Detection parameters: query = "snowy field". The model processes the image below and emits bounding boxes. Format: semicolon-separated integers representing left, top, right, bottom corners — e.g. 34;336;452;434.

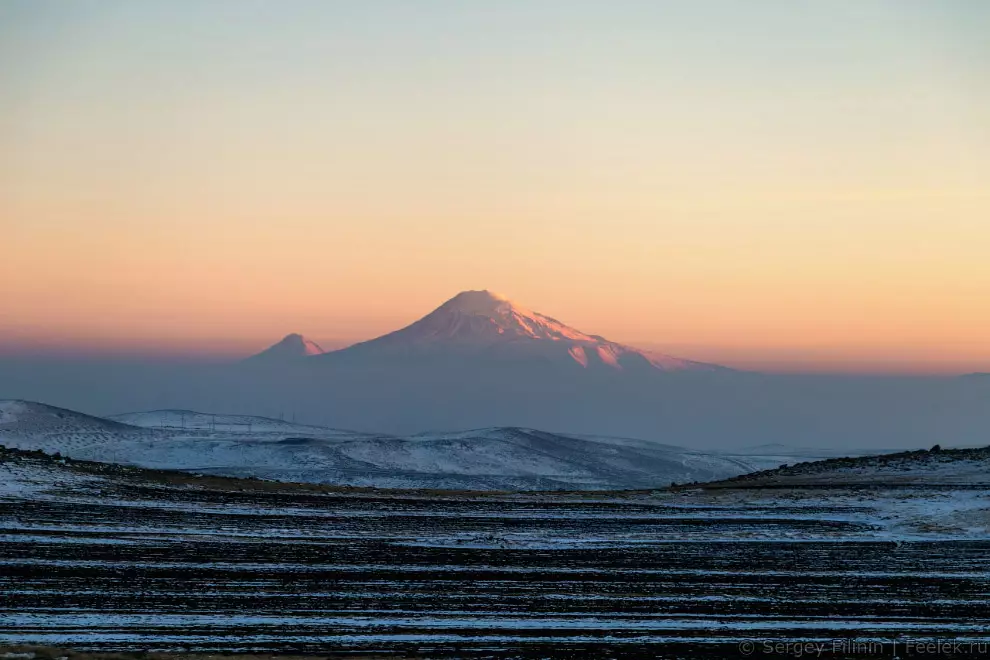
2;451;990;658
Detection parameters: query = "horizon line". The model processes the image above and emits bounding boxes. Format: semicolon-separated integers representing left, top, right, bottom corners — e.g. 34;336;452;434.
0;340;985;378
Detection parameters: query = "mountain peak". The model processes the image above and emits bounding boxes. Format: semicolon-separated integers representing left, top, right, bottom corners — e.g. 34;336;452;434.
441;290;514;315
425;290;592;343
246;333;324;362
326;290;727;373
278;334;324;355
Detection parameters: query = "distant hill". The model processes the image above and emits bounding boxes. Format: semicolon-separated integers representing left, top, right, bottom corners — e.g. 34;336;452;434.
110;409;359;437
705;445;990;487
1;400;802;490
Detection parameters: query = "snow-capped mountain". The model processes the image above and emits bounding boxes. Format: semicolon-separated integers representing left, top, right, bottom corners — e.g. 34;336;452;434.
321;290;724;372
246;333;325;362
222;291;736;436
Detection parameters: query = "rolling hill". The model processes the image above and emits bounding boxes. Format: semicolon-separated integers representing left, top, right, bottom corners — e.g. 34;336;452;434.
1;400;807;490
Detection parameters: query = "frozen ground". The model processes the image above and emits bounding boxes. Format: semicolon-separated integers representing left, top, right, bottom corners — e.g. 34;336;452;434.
2;448;990;658
713;444;990;487
0;400;829;490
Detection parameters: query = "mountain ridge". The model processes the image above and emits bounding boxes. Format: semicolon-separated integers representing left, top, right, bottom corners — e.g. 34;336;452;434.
0;399;803;490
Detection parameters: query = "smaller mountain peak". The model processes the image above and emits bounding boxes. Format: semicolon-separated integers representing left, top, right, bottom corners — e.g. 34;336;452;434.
246;333;324;362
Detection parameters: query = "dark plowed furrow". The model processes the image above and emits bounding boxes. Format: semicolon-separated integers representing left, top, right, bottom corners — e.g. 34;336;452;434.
2;482;989;658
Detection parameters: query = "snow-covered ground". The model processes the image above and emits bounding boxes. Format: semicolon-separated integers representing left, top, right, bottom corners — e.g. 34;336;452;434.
3;445;990;653
0;452;108;503
1;400;809;490
2;448;989;545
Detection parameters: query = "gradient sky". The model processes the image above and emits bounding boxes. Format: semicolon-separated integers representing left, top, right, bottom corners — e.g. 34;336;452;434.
1;1;988;373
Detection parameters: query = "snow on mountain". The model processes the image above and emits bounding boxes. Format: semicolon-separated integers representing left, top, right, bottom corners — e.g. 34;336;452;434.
0;400;159;456
204;290;737;438
0;401;126;435
0;400;24;425
320;290;725;372
246;333;325;362
1;400;794;490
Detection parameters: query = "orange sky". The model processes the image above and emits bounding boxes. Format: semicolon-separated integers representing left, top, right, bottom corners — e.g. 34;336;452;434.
1;2;988;374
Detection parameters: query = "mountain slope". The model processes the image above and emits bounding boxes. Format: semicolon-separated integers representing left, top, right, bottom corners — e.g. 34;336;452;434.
0;400;798;490
109;409;361;437
0;399;152;439
0;399;164;458
318;290;724;373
